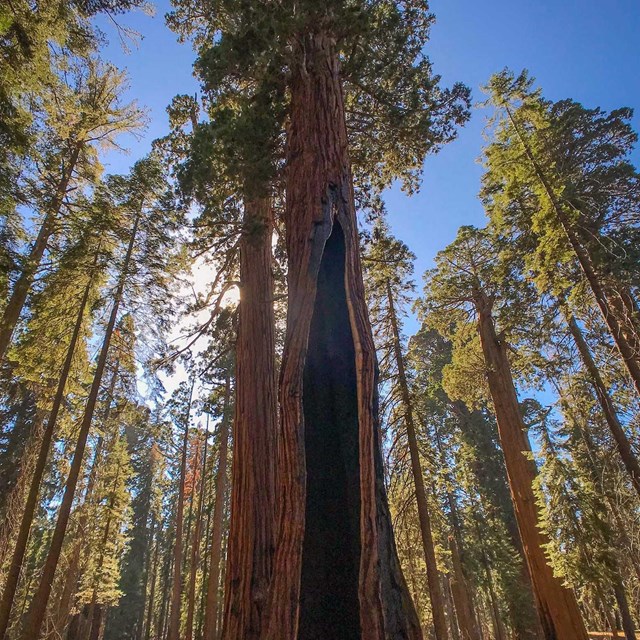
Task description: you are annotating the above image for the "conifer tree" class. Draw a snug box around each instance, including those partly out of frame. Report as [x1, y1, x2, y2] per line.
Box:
[0, 204, 112, 640]
[363, 220, 448, 640]
[482, 68, 640, 395]
[408, 326, 541, 640]
[423, 225, 588, 640]
[0, 59, 144, 363]
[16, 156, 183, 640]
[166, 378, 195, 640]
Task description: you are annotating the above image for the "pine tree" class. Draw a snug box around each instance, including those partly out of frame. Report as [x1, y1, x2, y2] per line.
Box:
[0, 58, 144, 363]
[16, 156, 183, 639]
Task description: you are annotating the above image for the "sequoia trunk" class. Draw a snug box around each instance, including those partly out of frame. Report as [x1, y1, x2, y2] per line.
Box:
[264, 29, 421, 640]
[221, 197, 277, 640]
[474, 291, 587, 640]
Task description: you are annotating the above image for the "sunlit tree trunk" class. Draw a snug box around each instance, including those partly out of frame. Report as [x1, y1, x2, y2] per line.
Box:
[222, 198, 277, 640]
[474, 290, 588, 640]
[265, 29, 421, 640]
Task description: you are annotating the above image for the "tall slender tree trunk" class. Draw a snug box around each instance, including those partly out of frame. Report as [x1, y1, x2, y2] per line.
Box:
[18, 212, 140, 640]
[52, 363, 120, 639]
[85, 459, 124, 640]
[143, 528, 160, 640]
[197, 456, 214, 640]
[564, 312, 640, 496]
[157, 540, 173, 640]
[135, 517, 156, 640]
[265, 29, 421, 640]
[469, 509, 507, 640]
[612, 580, 635, 640]
[565, 411, 636, 640]
[433, 422, 482, 640]
[386, 279, 448, 640]
[0, 247, 98, 640]
[203, 373, 231, 640]
[443, 574, 460, 640]
[167, 379, 195, 640]
[505, 105, 640, 396]
[221, 197, 277, 640]
[448, 403, 541, 640]
[612, 285, 640, 342]
[0, 145, 81, 362]
[474, 291, 588, 640]
[185, 430, 208, 640]
[449, 536, 480, 640]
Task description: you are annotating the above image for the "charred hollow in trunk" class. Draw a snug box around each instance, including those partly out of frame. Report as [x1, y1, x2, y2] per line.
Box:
[298, 222, 361, 640]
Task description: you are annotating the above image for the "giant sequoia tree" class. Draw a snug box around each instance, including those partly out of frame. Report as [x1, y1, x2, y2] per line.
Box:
[166, 1, 470, 638]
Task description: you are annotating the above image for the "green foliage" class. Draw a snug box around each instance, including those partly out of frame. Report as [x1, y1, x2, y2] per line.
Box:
[481, 68, 640, 299]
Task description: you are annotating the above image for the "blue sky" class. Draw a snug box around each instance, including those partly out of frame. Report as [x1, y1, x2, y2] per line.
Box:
[97, 0, 640, 334]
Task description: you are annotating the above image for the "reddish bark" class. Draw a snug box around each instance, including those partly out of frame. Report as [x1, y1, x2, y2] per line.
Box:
[475, 291, 587, 640]
[221, 198, 277, 640]
[264, 30, 421, 640]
